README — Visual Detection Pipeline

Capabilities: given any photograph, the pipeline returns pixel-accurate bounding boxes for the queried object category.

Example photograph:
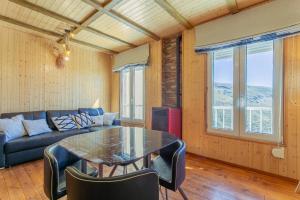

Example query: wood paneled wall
[145,40,162,128]
[0,24,112,114]
[111,40,162,128]
[182,29,300,180]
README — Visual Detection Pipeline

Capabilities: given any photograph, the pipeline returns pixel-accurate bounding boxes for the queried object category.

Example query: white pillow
[0,114,26,141]
[103,112,117,126]
[91,115,104,126]
[22,119,52,136]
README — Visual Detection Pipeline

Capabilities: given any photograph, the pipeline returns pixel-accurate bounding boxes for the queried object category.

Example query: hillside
[214,83,272,107]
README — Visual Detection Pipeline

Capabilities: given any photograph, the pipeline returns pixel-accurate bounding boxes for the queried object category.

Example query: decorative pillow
[22,119,52,136]
[103,112,117,126]
[51,115,78,131]
[12,114,25,121]
[0,114,26,141]
[91,115,104,127]
[72,112,93,129]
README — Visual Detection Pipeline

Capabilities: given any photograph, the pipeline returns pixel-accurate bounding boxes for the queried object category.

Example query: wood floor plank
[0,154,300,200]
[14,165,43,200]
[0,170,10,200]
[2,167,26,200]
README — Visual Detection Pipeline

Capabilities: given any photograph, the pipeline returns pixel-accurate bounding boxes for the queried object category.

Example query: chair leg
[295,181,300,193]
[165,188,168,200]
[178,186,188,200]
[123,166,127,174]
[159,186,164,200]
[109,165,118,177]
[133,162,139,171]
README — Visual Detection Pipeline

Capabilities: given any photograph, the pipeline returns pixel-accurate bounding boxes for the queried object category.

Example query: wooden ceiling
[0,0,269,54]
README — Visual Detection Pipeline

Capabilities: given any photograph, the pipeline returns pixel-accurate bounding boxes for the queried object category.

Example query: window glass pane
[121,69,130,118]
[134,67,144,120]
[212,48,234,130]
[246,41,273,134]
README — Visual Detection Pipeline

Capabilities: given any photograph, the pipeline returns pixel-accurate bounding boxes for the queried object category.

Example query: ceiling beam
[0,15,61,38]
[82,0,160,40]
[72,0,122,34]
[154,0,193,29]
[0,14,117,54]
[8,0,135,47]
[70,39,117,53]
[226,0,239,14]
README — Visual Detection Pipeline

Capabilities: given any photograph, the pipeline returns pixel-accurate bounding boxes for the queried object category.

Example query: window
[207,40,283,142]
[120,67,145,121]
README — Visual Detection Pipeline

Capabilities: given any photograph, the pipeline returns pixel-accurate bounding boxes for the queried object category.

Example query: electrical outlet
[272,147,285,159]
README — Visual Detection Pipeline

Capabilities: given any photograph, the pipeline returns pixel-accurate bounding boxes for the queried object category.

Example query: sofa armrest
[0,132,5,168]
[113,119,121,126]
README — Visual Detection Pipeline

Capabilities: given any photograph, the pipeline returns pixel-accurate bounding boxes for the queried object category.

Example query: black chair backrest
[44,144,79,200]
[161,140,186,190]
[66,167,159,200]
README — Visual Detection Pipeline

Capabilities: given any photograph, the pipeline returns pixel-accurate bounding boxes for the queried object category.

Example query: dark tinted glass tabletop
[57,127,178,166]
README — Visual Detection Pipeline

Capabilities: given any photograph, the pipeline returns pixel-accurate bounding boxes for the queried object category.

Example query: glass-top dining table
[57,126,178,177]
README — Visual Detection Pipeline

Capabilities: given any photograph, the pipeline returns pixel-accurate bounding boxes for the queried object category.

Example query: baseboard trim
[186,152,298,183]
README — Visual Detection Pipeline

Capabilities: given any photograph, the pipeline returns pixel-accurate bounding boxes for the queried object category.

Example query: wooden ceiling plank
[0,14,116,54]
[71,0,136,47]
[82,0,160,40]
[86,26,135,46]
[9,0,79,27]
[71,38,118,53]
[226,0,239,14]
[8,0,135,47]
[154,0,193,29]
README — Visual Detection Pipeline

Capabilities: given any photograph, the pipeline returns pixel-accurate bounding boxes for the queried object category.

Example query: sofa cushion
[78,108,104,116]
[22,119,52,136]
[0,115,26,141]
[0,111,46,120]
[4,129,89,154]
[91,115,104,126]
[47,110,79,130]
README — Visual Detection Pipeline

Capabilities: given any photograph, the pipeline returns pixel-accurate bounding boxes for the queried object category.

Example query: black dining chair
[150,140,188,200]
[43,144,98,200]
[65,166,159,200]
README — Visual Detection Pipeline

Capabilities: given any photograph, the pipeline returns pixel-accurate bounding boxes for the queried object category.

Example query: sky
[214,51,273,87]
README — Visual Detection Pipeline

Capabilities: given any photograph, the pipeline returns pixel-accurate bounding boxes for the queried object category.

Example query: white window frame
[120,67,145,122]
[207,48,240,136]
[207,39,283,143]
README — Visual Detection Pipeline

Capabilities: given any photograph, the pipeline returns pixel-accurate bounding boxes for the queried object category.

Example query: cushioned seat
[150,156,172,184]
[44,145,98,200]
[0,108,121,168]
[5,129,89,154]
[58,160,98,193]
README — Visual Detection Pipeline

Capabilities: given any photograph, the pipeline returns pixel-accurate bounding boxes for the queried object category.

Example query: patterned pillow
[72,112,93,129]
[51,115,78,131]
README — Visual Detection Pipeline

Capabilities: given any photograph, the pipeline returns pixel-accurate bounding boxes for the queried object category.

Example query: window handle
[239,96,245,108]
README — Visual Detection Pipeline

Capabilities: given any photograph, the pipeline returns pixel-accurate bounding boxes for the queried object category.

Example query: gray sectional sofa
[0,108,120,168]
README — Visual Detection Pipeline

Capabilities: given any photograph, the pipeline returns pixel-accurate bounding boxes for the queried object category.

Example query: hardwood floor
[0,154,299,200]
